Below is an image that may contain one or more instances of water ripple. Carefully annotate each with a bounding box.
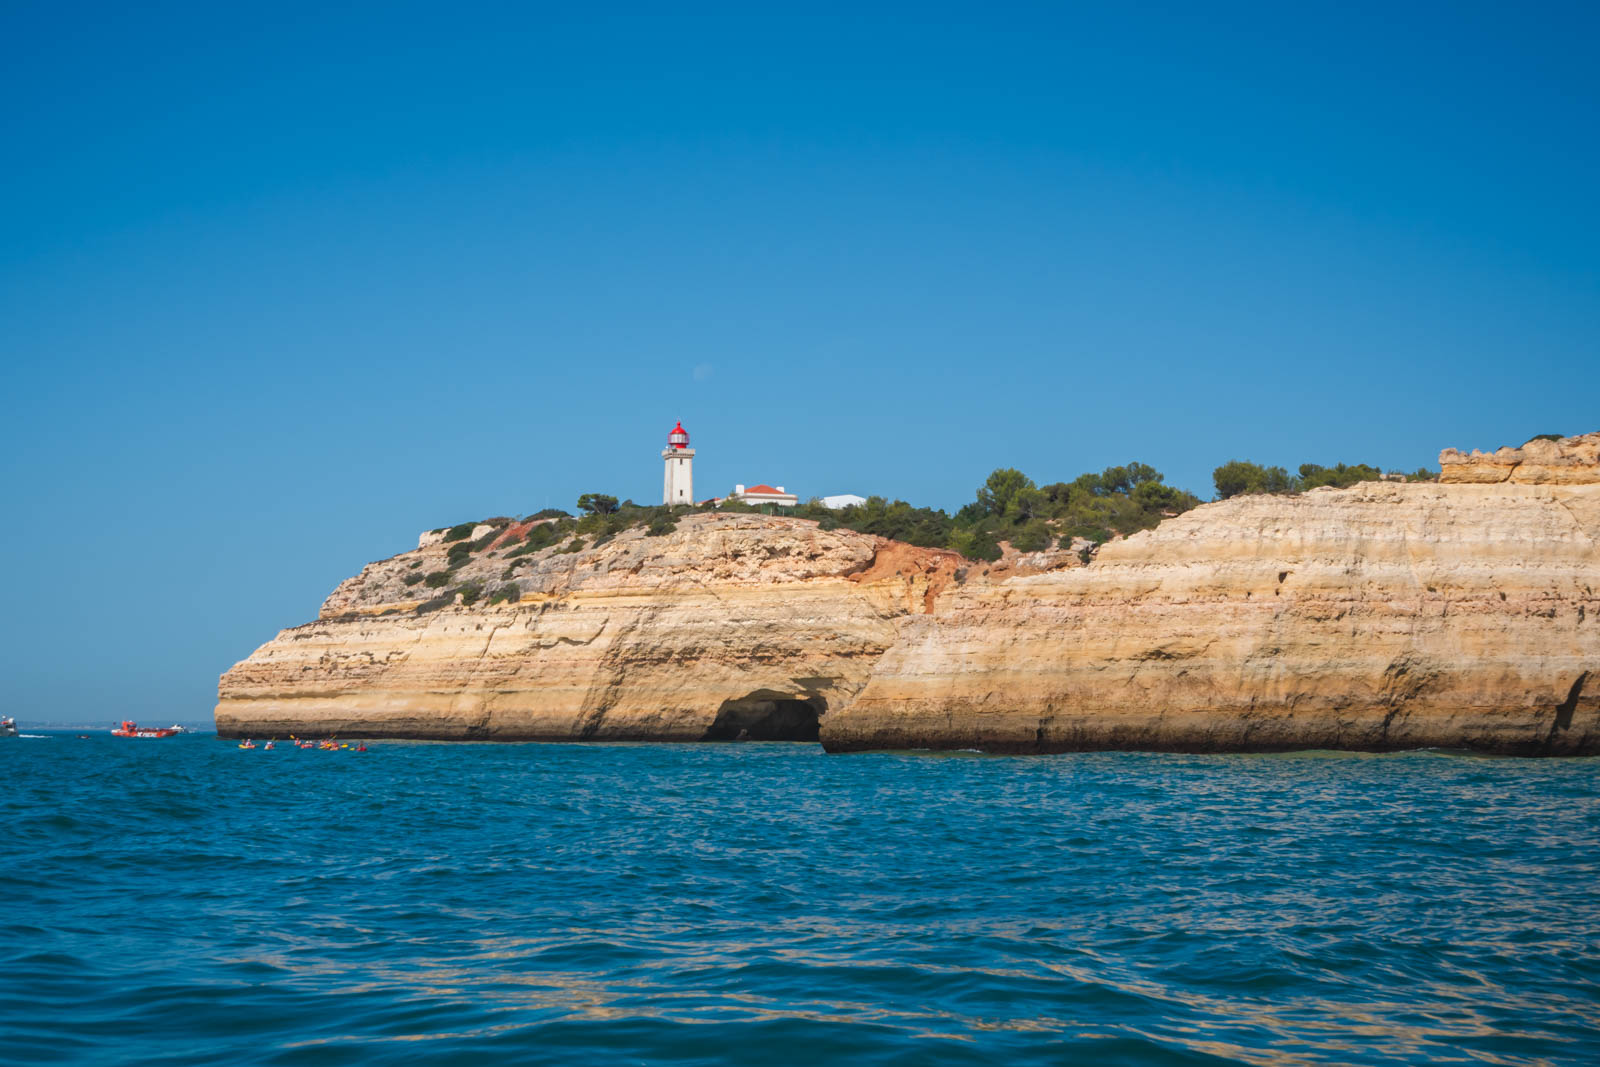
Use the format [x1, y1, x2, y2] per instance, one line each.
[2, 737, 1596, 1064]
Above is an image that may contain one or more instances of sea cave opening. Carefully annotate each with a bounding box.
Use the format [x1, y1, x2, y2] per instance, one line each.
[703, 690, 826, 742]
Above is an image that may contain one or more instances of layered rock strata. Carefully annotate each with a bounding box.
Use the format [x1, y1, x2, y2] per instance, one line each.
[1440, 430, 1600, 484]
[219, 434, 1600, 754]
[826, 479, 1600, 754]
[216, 514, 962, 742]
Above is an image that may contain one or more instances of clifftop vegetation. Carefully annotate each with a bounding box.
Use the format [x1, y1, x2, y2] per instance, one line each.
[1212, 460, 1437, 499]
[768, 463, 1204, 562]
[431, 461, 1205, 567]
[426, 455, 1442, 575]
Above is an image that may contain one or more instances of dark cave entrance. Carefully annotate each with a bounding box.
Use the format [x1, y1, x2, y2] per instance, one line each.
[703, 690, 826, 742]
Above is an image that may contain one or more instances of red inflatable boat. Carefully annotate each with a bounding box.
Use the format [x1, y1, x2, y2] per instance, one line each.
[110, 720, 184, 739]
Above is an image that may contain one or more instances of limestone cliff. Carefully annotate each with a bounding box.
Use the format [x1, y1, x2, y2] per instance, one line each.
[218, 433, 1600, 754]
[216, 514, 960, 742]
[1439, 430, 1600, 484]
[827, 478, 1600, 754]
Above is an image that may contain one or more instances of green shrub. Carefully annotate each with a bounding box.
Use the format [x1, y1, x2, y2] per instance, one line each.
[1010, 521, 1053, 553]
[423, 570, 452, 588]
[1214, 459, 1394, 497]
[1098, 462, 1162, 495]
[446, 541, 473, 567]
[646, 516, 678, 536]
[1130, 480, 1188, 511]
[415, 592, 455, 614]
[1063, 523, 1112, 546]
[577, 493, 619, 516]
[402, 572, 425, 586]
[456, 582, 484, 607]
[1297, 462, 1383, 491]
[489, 582, 521, 605]
[560, 538, 585, 554]
[968, 529, 1002, 562]
[506, 525, 555, 558]
[791, 496, 954, 547]
[947, 528, 1002, 563]
[578, 511, 638, 545]
[613, 504, 669, 533]
[525, 508, 570, 520]
[976, 468, 1036, 519]
[443, 523, 476, 543]
[1214, 460, 1295, 499]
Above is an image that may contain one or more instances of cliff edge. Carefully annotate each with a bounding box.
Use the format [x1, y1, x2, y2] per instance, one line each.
[1440, 430, 1600, 484]
[217, 514, 962, 742]
[218, 433, 1600, 754]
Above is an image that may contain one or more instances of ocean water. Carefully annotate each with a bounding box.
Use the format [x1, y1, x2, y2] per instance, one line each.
[3, 736, 1597, 1066]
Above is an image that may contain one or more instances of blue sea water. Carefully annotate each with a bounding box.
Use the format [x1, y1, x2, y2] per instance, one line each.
[2, 736, 1597, 1066]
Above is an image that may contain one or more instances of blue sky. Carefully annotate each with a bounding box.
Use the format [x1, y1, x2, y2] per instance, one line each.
[3, 2, 1596, 724]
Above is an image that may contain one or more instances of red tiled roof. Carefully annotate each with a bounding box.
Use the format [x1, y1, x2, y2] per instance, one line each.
[742, 484, 787, 495]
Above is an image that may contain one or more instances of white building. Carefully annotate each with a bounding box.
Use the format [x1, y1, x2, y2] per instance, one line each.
[728, 483, 799, 508]
[819, 494, 867, 510]
[661, 420, 694, 506]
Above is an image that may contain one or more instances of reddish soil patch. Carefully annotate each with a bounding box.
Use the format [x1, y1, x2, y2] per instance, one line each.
[490, 522, 534, 549]
[846, 540, 968, 613]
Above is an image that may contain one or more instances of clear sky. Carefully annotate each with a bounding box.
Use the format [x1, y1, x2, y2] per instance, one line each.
[3, 2, 1596, 724]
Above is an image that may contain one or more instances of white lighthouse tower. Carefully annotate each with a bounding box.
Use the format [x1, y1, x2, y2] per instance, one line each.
[662, 420, 694, 506]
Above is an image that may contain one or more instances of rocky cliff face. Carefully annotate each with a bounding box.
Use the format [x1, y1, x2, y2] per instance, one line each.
[1439, 430, 1600, 484]
[216, 514, 961, 742]
[218, 433, 1600, 754]
[827, 479, 1599, 754]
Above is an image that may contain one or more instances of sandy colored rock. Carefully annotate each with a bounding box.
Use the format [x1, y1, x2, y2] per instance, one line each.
[827, 479, 1600, 755]
[219, 515, 953, 742]
[220, 433, 1600, 755]
[1440, 430, 1600, 484]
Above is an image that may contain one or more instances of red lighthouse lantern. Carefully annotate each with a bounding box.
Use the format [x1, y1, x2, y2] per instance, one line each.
[667, 421, 690, 451]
